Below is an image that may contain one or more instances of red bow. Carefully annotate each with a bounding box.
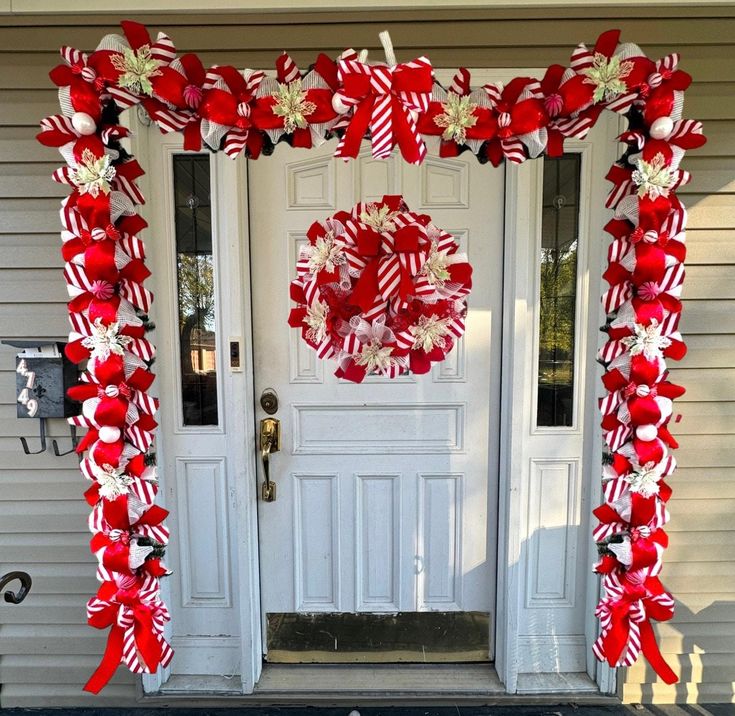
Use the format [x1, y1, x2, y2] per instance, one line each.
[482, 78, 549, 166]
[146, 54, 207, 150]
[198, 66, 266, 158]
[593, 570, 677, 684]
[251, 53, 338, 149]
[334, 56, 434, 164]
[540, 64, 601, 156]
[84, 576, 172, 693]
[349, 224, 428, 312]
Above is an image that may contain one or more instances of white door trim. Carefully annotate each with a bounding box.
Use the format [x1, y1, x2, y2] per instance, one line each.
[132, 68, 620, 696]
[498, 111, 622, 694]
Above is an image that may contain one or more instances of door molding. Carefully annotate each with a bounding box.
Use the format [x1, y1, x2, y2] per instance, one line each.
[133, 69, 620, 697]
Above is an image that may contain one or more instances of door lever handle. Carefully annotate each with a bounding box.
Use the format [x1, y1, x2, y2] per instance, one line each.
[260, 417, 280, 502]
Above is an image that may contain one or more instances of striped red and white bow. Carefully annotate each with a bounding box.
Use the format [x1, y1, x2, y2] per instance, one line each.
[84, 573, 173, 693]
[593, 569, 677, 683]
[333, 55, 434, 163]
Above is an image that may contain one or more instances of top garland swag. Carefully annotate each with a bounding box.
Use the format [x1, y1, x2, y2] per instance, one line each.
[38, 19, 706, 693]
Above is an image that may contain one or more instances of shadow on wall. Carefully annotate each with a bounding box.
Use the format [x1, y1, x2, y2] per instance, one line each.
[633, 598, 735, 704]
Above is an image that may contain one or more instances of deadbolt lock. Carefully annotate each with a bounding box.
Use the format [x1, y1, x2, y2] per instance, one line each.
[260, 388, 279, 415]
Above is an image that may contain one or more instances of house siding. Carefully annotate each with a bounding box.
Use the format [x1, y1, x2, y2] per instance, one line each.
[0, 5, 733, 707]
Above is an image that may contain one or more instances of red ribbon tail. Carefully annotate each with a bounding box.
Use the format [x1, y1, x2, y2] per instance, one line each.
[83, 624, 125, 694]
[602, 611, 629, 667]
[391, 100, 422, 164]
[639, 619, 678, 684]
[338, 99, 373, 159]
[135, 615, 163, 672]
[350, 259, 381, 312]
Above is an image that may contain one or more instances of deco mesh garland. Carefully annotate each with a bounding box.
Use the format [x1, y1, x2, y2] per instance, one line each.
[37, 20, 705, 691]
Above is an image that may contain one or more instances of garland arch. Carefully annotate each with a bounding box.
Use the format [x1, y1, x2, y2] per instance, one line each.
[36, 21, 706, 692]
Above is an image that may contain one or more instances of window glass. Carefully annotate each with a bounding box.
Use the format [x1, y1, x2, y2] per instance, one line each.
[173, 154, 218, 426]
[536, 154, 581, 427]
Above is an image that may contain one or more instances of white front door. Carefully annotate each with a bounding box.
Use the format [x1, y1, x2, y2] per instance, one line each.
[249, 141, 504, 661]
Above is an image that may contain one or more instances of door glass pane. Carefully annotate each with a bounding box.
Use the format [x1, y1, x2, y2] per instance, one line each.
[173, 154, 218, 426]
[536, 154, 581, 427]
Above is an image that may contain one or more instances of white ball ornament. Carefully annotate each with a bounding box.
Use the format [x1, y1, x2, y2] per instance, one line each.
[98, 425, 121, 444]
[636, 424, 658, 442]
[649, 116, 674, 140]
[71, 111, 97, 136]
[331, 94, 351, 115]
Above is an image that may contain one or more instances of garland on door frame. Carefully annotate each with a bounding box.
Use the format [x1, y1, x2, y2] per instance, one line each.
[289, 195, 472, 381]
[36, 20, 705, 691]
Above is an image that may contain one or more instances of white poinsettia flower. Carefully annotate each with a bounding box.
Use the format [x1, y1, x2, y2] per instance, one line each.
[110, 44, 161, 96]
[307, 232, 346, 274]
[81, 319, 132, 362]
[632, 152, 674, 200]
[93, 462, 134, 500]
[409, 314, 452, 352]
[71, 149, 116, 198]
[354, 340, 395, 373]
[624, 460, 665, 498]
[434, 92, 478, 144]
[421, 242, 452, 287]
[304, 298, 329, 344]
[272, 79, 317, 134]
[583, 52, 634, 103]
[620, 319, 672, 361]
[360, 203, 399, 232]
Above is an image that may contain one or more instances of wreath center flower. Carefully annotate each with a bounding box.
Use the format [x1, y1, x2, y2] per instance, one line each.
[355, 340, 394, 372]
[110, 44, 161, 96]
[409, 314, 452, 352]
[71, 149, 116, 198]
[359, 203, 399, 232]
[583, 52, 634, 103]
[433, 92, 478, 144]
[272, 79, 317, 134]
[632, 152, 674, 200]
[620, 319, 672, 360]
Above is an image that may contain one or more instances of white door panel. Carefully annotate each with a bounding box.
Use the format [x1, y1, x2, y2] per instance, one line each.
[146, 138, 247, 677]
[249, 141, 504, 655]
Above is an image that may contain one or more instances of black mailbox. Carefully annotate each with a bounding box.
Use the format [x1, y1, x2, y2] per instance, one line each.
[4, 341, 77, 419]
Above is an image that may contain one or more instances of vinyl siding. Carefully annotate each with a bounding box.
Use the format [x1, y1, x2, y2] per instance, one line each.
[0, 4, 733, 707]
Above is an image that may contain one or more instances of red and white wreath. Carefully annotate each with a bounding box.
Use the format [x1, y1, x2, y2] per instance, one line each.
[288, 195, 472, 382]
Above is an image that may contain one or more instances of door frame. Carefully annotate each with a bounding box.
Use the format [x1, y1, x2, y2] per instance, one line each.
[499, 111, 622, 694]
[131, 70, 621, 696]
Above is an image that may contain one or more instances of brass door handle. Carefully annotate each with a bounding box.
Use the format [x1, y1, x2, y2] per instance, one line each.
[260, 417, 280, 502]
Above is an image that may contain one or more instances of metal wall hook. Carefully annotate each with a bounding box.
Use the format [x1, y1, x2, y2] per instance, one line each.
[52, 424, 79, 458]
[1, 571, 32, 604]
[19, 418, 47, 455]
